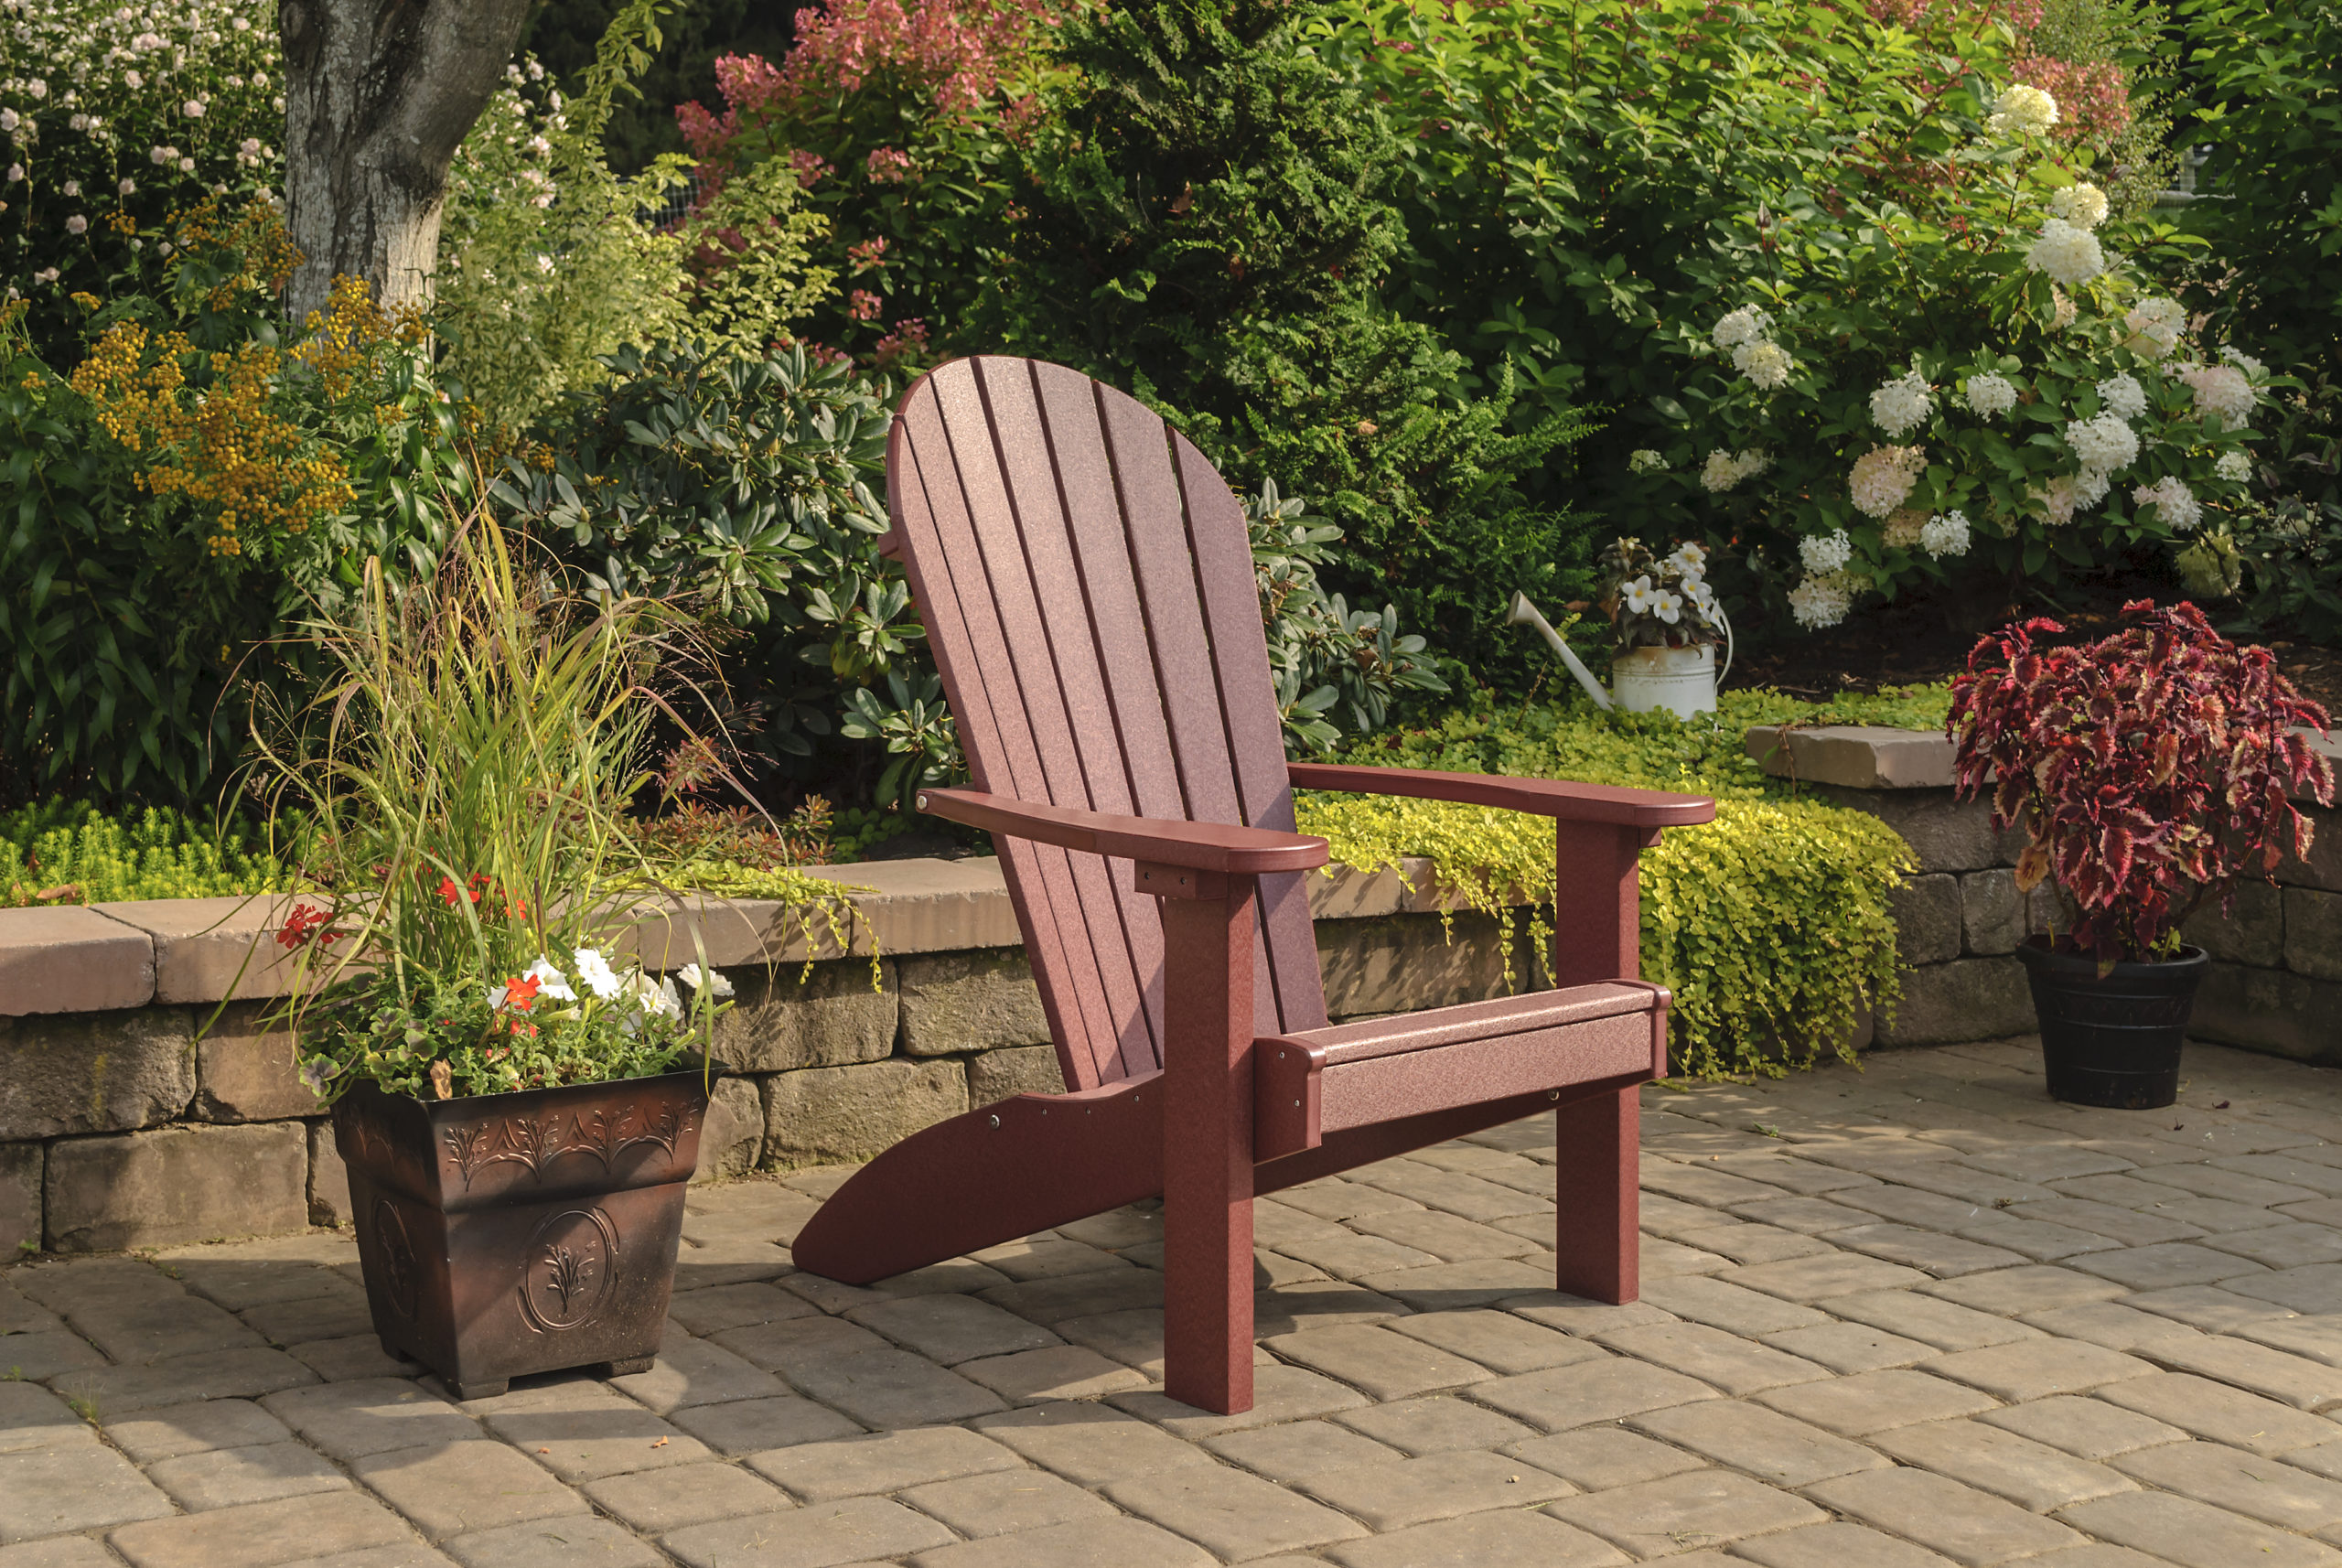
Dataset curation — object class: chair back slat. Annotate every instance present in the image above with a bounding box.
[886,357,1331,1090]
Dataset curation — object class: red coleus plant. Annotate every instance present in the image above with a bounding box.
[1947,601,2336,963]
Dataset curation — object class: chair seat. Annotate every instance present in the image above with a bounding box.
[1253,982,1671,1160]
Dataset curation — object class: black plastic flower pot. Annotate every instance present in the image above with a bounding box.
[333,1059,712,1400]
[2014,938,2208,1110]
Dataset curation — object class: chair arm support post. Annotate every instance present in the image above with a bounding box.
[1156,874,1260,1416]
[1552,820,1657,993]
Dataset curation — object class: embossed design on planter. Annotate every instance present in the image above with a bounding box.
[518,1207,619,1333]
[442,1100,700,1188]
[372,1197,420,1319]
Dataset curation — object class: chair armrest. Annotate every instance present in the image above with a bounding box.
[1286,763,1715,828]
[917,787,1331,875]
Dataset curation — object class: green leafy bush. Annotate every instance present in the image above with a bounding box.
[0,797,285,906]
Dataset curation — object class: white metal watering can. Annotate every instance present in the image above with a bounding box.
[1507,591,1734,720]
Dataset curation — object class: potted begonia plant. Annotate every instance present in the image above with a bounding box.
[257,520,739,1399]
[1947,601,2333,1107]
[1595,537,1731,716]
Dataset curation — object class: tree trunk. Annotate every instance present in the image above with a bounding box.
[279,0,534,323]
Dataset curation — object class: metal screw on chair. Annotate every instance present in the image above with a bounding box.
[989,1114,1000,1128]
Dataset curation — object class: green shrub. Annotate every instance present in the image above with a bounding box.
[0,798,286,906]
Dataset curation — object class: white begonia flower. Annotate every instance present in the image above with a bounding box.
[2047,182,2109,231]
[1622,575,1657,615]
[65,213,85,233]
[1849,445,1926,518]
[1964,373,2017,418]
[2215,450,2253,482]
[2051,287,2078,329]
[1735,340,1794,390]
[2123,297,2186,359]
[1800,529,1853,575]
[2025,219,2107,288]
[117,177,133,195]
[0,109,16,133]
[1920,510,1972,559]
[2096,372,2148,420]
[677,962,736,999]
[1871,369,1935,436]
[1628,449,1667,474]
[3,165,18,183]
[1711,306,1768,350]
[60,178,77,197]
[181,99,203,118]
[2066,412,2139,474]
[2179,362,2254,427]
[1668,542,1707,576]
[1686,578,1717,615]
[2220,346,2266,381]
[2133,474,2201,532]
[523,956,576,1003]
[571,948,625,1001]
[1652,589,1683,625]
[1789,572,1853,630]
[1987,83,2059,137]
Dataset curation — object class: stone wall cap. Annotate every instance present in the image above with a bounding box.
[92,894,301,1005]
[0,905,157,1015]
[1746,725,1954,790]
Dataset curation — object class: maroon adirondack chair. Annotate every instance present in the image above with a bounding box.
[790,356,1715,1415]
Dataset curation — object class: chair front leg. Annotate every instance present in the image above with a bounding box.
[1148,864,1260,1416]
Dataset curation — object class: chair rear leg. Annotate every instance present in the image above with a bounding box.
[1552,1083,1639,1303]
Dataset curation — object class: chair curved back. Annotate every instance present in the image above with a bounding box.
[886,357,1330,1090]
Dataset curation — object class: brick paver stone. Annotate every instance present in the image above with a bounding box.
[2069,1243,2273,1292]
[750,1426,1021,1502]
[1828,1290,2046,1351]
[1754,1368,1999,1436]
[57,1347,317,1414]
[1628,1399,1888,1487]
[2204,1220,2342,1270]
[1835,1223,2035,1276]
[0,1445,175,1543]
[0,1383,91,1454]
[1732,1521,1962,1568]
[710,1314,891,1373]
[904,1516,1214,1568]
[2017,1301,2206,1354]
[1262,1323,1493,1401]
[1921,1338,2155,1401]
[582,1462,793,1534]
[1547,1467,1825,1557]
[784,1346,1008,1428]
[665,1499,954,1568]
[2239,1315,2342,1369]
[2224,1263,2342,1314]
[349,1439,590,1540]
[1467,1352,1719,1432]
[1638,1277,1832,1335]
[1299,1447,1574,1530]
[2139,1334,2342,1410]
[1503,1293,1678,1337]
[1332,1394,1536,1455]
[1873,1418,2136,1510]
[843,1294,1062,1365]
[261,1379,476,1460]
[897,1467,1117,1538]
[1108,1364,1369,1438]
[1201,1419,1400,1482]
[666,1283,819,1337]
[969,1402,1218,1487]
[953,1345,1151,1403]
[1105,1468,1370,1559]
[1593,1323,1830,1396]
[107,1492,417,1568]
[1347,1208,1545,1262]
[2095,1371,2339,1454]
[467,1380,713,1481]
[101,1399,293,1463]
[2111,1439,2342,1530]
[1323,1508,1631,1568]
[440,1516,664,1568]
[1729,1253,1930,1302]
[607,1333,788,1414]
[2123,1283,2296,1332]
[666,1394,865,1456]
[2059,1490,2342,1568]
[59,1292,262,1363]
[1760,1321,1936,1374]
[144,1439,351,1510]
[1918,1266,2129,1316]
[1806,1465,2086,1565]
[1973,1394,2185,1460]
[1503,1426,1709,1490]
[1379,1308,1603,1374]
[0,1537,126,1568]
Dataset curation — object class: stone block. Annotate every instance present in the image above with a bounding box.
[0,1142,37,1255]
[2186,880,2286,967]
[1318,913,1510,1019]
[92,896,301,1004]
[2280,803,2342,894]
[1890,875,1961,966]
[1875,957,2034,1047]
[0,1007,194,1140]
[194,1002,321,1123]
[622,856,1023,965]
[1961,868,2030,956]
[308,1120,351,1228]
[762,1058,969,1166]
[1812,787,2006,873]
[713,958,897,1072]
[45,1122,308,1252]
[0,907,155,1015]
[693,1076,763,1182]
[897,948,1051,1056]
[968,1045,1067,1104]
[2191,964,2342,1068]
[1746,725,1956,789]
[2286,887,2342,982]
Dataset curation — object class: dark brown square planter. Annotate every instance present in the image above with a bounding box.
[333,1060,713,1399]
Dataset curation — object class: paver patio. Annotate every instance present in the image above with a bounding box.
[9,1036,2342,1567]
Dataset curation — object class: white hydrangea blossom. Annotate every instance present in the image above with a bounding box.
[2133,474,2202,532]
[2066,412,2139,475]
[2051,287,2078,329]
[1987,84,2059,137]
[2215,450,2253,482]
[2220,345,2266,381]
[1789,571,1854,630]
[1712,306,1769,350]
[2047,182,2109,231]
[1884,509,1928,548]
[2036,473,2106,527]
[2096,372,2147,420]
[1849,445,1927,518]
[1870,369,1935,436]
[1628,449,1667,474]
[1964,373,2017,418]
[1701,448,1771,492]
[1735,339,1795,391]
[2122,297,2186,359]
[2179,362,2254,427]
[1920,510,1972,559]
[1800,529,1853,575]
[2025,220,2107,288]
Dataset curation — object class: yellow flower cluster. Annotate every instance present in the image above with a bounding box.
[293,274,426,403]
[170,199,303,313]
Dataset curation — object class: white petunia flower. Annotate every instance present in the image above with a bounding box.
[1849,445,1927,518]
[2025,219,2106,288]
[572,948,625,1000]
[1800,529,1853,575]
[2123,297,2186,359]
[1789,572,1854,629]
[2133,474,2201,532]
[1987,84,2059,137]
[1964,373,2017,419]
[2179,362,2254,428]
[1920,510,1971,559]
[523,956,576,1003]
[1628,449,1667,474]
[677,962,736,999]
[1735,339,1795,390]
[2047,182,2109,231]
[2215,450,2253,482]
[2096,372,2147,420]
[1712,306,1769,349]
[2066,412,2139,474]
[1871,369,1935,436]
